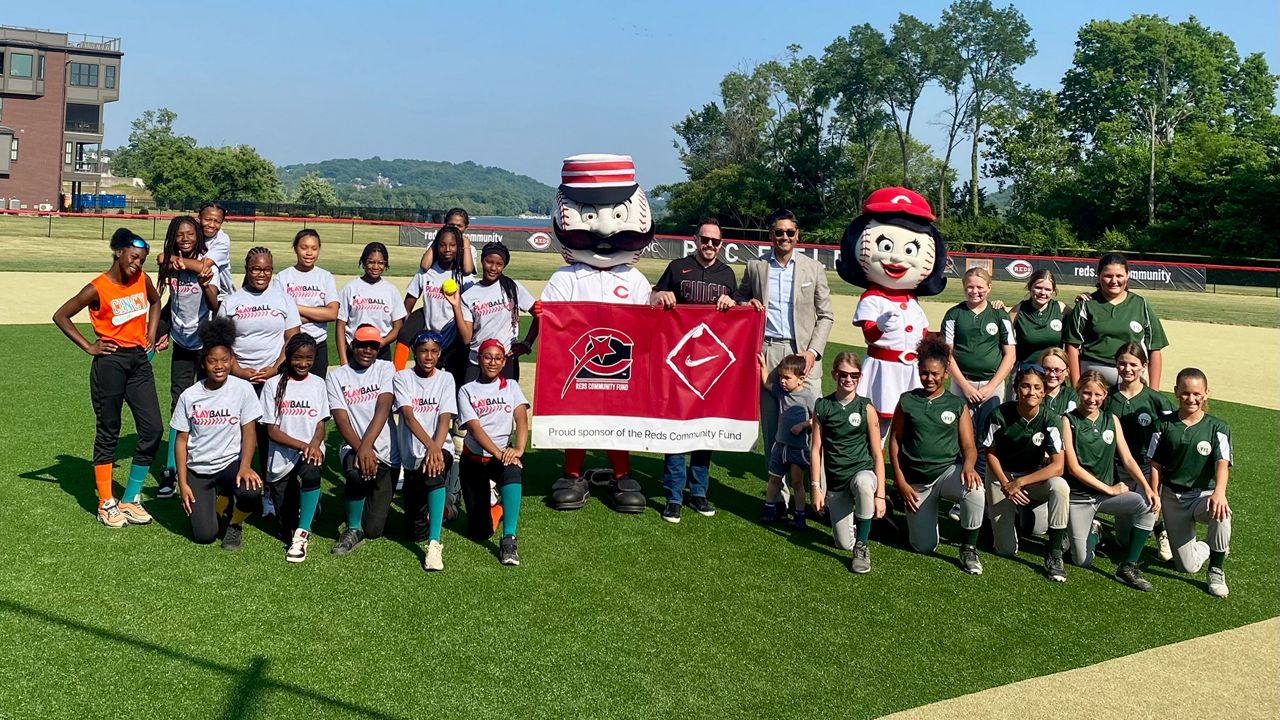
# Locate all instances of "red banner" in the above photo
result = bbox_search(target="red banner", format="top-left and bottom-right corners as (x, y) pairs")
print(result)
(532, 303), (765, 452)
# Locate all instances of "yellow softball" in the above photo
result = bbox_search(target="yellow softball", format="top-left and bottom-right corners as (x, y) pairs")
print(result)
(441, 279), (459, 295)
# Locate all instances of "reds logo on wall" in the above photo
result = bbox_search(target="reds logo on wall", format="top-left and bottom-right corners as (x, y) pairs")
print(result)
(528, 232), (552, 251)
(1006, 259), (1034, 280)
(560, 329), (634, 398)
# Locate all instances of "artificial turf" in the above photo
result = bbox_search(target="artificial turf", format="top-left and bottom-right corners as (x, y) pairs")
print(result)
(1, 325), (1276, 719)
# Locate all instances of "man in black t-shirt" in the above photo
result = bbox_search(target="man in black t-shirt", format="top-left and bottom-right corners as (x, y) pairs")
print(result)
(652, 218), (738, 524)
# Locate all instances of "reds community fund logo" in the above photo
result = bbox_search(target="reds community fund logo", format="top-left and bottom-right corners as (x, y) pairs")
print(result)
(665, 323), (736, 400)
(1006, 259), (1034, 280)
(561, 328), (634, 398)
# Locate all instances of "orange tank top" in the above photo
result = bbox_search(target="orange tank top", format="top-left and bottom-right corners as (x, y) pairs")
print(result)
(89, 271), (151, 347)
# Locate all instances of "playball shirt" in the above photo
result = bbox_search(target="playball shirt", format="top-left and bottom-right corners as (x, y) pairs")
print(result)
(275, 266), (338, 342)
(1147, 414), (1232, 491)
(166, 261), (233, 351)
(942, 302), (1015, 382)
(896, 390), (967, 486)
(1066, 290), (1169, 365)
(216, 284), (302, 370)
(457, 379), (529, 458)
(405, 264), (475, 349)
(338, 277), (406, 345)
(393, 368), (458, 469)
(981, 401), (1064, 475)
(259, 373), (330, 482)
(171, 376), (263, 475)
(326, 359), (398, 466)
(460, 279), (536, 364)
(812, 394), (873, 490)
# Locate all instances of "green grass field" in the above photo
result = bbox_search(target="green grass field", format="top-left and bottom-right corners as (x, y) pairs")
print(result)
(2, 325), (1277, 719)
(2, 214), (1278, 328)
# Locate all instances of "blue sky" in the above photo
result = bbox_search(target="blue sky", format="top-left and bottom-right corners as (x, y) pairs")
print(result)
(7, 1), (1276, 188)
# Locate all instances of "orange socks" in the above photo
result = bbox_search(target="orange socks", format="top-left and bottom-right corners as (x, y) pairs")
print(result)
(94, 464), (113, 504)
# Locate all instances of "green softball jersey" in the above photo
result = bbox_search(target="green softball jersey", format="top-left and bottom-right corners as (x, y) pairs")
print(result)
(1065, 410), (1119, 490)
(1104, 384), (1174, 466)
(1012, 299), (1066, 364)
(981, 401), (1064, 475)
(942, 302), (1014, 382)
(1148, 413), (1232, 490)
(1065, 291), (1168, 365)
(814, 394), (873, 490)
(1043, 385), (1078, 418)
(896, 390), (967, 485)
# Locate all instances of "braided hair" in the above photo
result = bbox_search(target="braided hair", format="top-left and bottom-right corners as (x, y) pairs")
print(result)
(481, 242), (520, 334)
(273, 333), (319, 414)
(242, 246), (273, 288)
(159, 215), (205, 289)
(433, 226), (466, 286)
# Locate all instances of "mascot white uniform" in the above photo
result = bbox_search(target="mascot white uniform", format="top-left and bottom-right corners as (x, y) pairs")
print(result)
(542, 154), (654, 513)
(836, 187), (948, 420)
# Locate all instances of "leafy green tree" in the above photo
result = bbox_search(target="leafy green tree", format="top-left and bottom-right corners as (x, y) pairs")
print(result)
(820, 24), (894, 203)
(294, 172), (339, 206)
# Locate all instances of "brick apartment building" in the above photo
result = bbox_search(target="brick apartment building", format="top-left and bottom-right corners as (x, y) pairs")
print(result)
(0, 26), (121, 211)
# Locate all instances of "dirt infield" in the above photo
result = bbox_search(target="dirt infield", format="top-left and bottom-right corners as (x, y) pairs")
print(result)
(882, 617), (1280, 719)
(14, 271), (1278, 409)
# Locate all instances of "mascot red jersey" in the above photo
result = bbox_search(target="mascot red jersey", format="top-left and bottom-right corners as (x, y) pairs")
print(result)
(541, 154), (653, 513)
(836, 188), (948, 420)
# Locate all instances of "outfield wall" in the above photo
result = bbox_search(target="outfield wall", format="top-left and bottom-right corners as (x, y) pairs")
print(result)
(397, 223), (1223, 292)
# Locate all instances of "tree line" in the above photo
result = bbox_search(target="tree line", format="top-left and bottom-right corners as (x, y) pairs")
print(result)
(655, 5), (1279, 260)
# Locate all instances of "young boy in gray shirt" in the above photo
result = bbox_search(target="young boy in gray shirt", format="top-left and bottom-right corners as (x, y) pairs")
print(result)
(758, 353), (817, 527)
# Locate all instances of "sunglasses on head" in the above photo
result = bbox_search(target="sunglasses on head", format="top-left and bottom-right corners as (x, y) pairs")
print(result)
(1017, 362), (1047, 375)
(835, 370), (861, 380)
(127, 237), (149, 251)
(697, 234), (722, 247)
(413, 331), (446, 347)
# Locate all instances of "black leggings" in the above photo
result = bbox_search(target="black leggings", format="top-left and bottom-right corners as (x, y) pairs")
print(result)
(342, 453), (396, 540)
(311, 340), (330, 379)
(460, 451), (521, 541)
(188, 463), (262, 544)
(169, 344), (202, 411)
(266, 460), (322, 539)
(90, 348), (163, 467)
(402, 453), (453, 542)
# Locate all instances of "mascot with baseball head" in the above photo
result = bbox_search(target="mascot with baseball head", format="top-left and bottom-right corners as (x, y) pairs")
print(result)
(541, 154), (655, 512)
(837, 187), (947, 420)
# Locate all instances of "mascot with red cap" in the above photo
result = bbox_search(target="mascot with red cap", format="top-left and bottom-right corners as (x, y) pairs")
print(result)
(836, 188), (948, 420)
(541, 154), (655, 513)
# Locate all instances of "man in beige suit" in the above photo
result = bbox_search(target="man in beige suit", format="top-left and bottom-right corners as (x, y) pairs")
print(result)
(717, 209), (834, 456)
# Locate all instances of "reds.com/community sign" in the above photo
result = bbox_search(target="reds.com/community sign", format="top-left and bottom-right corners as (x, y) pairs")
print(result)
(533, 303), (765, 453)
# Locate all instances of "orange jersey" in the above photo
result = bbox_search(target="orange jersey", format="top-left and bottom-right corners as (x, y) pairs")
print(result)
(89, 272), (151, 348)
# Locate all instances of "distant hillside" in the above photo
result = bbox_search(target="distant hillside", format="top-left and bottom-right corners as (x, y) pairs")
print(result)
(277, 157), (556, 215)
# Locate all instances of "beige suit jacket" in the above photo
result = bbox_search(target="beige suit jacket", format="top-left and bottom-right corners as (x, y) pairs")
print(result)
(732, 252), (834, 358)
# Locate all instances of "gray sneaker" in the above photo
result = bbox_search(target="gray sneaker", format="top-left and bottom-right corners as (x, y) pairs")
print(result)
(423, 540), (444, 572)
(1116, 562), (1153, 592)
(959, 544), (983, 575)
(1044, 553), (1067, 582)
(221, 523), (243, 552)
(851, 542), (871, 574)
(331, 528), (366, 556)
(1206, 567), (1229, 597)
(499, 535), (520, 566)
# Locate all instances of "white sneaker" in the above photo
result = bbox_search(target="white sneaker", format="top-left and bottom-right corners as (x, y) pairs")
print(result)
(286, 529), (309, 563)
(1206, 567), (1228, 597)
(1156, 530), (1173, 562)
(423, 540), (444, 571)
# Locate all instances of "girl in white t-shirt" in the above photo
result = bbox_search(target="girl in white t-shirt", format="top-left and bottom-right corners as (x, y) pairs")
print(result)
(457, 339), (530, 566)
(336, 242), (405, 365)
(394, 331), (458, 571)
(172, 317), (264, 550)
(276, 229), (339, 377)
(261, 333), (330, 563)
(398, 225), (474, 382)
(327, 324), (399, 557)
(448, 243), (539, 383)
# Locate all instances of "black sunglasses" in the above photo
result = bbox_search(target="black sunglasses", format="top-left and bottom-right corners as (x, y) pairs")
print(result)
(771, 228), (798, 238)
(697, 234), (722, 246)
(835, 370), (861, 380)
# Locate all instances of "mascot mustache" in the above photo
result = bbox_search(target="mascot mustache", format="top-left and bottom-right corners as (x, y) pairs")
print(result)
(554, 228), (654, 253)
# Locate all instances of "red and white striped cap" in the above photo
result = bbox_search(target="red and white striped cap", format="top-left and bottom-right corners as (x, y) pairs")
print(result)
(559, 153), (640, 204)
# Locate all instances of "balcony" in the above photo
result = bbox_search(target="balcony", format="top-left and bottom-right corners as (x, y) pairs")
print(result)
(65, 34), (120, 52)
(65, 120), (101, 134)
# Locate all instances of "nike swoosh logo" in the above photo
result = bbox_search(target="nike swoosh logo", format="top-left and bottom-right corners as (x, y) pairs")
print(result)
(681, 268), (693, 273)
(684, 355), (717, 367)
